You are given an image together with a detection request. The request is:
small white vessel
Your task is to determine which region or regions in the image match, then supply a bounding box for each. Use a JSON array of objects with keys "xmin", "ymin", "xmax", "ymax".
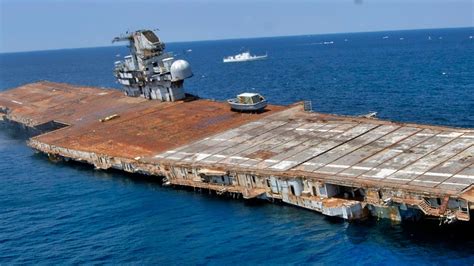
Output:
[
  {"xmin": 228, "ymin": 92, "xmax": 267, "ymax": 112},
  {"xmin": 223, "ymin": 51, "xmax": 267, "ymax": 63}
]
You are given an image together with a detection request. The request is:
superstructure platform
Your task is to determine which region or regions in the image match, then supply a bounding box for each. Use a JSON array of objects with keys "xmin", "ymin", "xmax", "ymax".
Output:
[{"xmin": 1, "ymin": 81, "xmax": 473, "ymax": 223}]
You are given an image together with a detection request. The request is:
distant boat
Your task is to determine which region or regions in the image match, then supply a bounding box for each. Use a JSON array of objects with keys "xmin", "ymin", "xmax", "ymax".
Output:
[
  {"xmin": 223, "ymin": 51, "xmax": 267, "ymax": 63},
  {"xmin": 382, "ymin": 36, "xmax": 389, "ymax": 39},
  {"xmin": 228, "ymin": 92, "xmax": 267, "ymax": 112}
]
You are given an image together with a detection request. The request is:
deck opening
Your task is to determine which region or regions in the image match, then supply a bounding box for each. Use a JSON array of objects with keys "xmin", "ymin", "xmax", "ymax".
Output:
[
  {"xmin": 328, "ymin": 184, "xmax": 366, "ymax": 202},
  {"xmin": 34, "ymin": 120, "xmax": 69, "ymax": 134},
  {"xmin": 290, "ymin": 185, "xmax": 296, "ymax": 196}
]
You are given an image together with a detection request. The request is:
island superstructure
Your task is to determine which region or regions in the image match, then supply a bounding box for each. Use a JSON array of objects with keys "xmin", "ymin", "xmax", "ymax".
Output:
[
  {"xmin": 113, "ymin": 29, "xmax": 192, "ymax": 101},
  {"xmin": 0, "ymin": 29, "xmax": 473, "ymax": 224}
]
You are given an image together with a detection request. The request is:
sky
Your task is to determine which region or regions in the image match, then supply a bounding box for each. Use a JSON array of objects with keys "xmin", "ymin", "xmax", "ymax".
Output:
[{"xmin": 0, "ymin": 0, "xmax": 473, "ymax": 53}]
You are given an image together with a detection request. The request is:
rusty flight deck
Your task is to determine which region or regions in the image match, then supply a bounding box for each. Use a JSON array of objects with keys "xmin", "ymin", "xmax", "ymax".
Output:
[{"xmin": 1, "ymin": 81, "xmax": 473, "ymax": 223}]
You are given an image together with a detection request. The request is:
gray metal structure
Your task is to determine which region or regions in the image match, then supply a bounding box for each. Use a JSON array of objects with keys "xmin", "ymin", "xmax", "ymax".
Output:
[{"xmin": 113, "ymin": 29, "xmax": 193, "ymax": 101}]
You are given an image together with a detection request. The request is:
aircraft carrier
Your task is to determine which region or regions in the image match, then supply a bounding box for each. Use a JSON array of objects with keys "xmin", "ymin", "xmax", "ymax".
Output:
[{"xmin": 1, "ymin": 30, "xmax": 473, "ymax": 224}]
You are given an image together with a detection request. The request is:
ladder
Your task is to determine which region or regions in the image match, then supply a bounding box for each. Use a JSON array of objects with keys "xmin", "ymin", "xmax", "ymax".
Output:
[{"xmin": 417, "ymin": 199, "xmax": 440, "ymax": 216}]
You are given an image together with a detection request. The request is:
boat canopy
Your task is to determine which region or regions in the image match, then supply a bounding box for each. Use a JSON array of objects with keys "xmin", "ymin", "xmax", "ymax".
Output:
[{"xmin": 237, "ymin": 93, "xmax": 263, "ymax": 104}]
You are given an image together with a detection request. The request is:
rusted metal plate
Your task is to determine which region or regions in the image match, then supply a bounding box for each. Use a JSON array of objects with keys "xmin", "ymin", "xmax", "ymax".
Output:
[
  {"xmin": 0, "ymin": 82, "xmax": 285, "ymax": 158},
  {"xmin": 459, "ymin": 185, "xmax": 474, "ymax": 201},
  {"xmin": 437, "ymin": 164, "xmax": 474, "ymax": 191},
  {"xmin": 339, "ymin": 129, "xmax": 437, "ymax": 178},
  {"xmin": 0, "ymin": 82, "xmax": 145, "ymax": 127},
  {"xmin": 276, "ymin": 123, "xmax": 379, "ymax": 171},
  {"xmin": 255, "ymin": 123, "xmax": 355, "ymax": 169},
  {"xmin": 2, "ymin": 81, "xmax": 473, "ymax": 197},
  {"xmin": 317, "ymin": 127, "xmax": 419, "ymax": 173},
  {"xmin": 154, "ymin": 102, "xmax": 473, "ymax": 195},
  {"xmin": 193, "ymin": 121, "xmax": 290, "ymax": 164},
  {"xmin": 303, "ymin": 125, "xmax": 400, "ymax": 173}
]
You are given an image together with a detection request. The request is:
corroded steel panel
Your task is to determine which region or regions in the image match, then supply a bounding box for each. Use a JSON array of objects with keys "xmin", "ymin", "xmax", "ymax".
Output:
[
  {"xmin": 152, "ymin": 100, "xmax": 473, "ymax": 195},
  {"xmin": 0, "ymin": 82, "xmax": 285, "ymax": 158},
  {"xmin": 1, "ymin": 81, "xmax": 473, "ymax": 198}
]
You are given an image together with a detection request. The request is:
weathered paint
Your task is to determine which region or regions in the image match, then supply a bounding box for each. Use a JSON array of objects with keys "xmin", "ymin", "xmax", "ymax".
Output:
[{"xmin": 1, "ymin": 82, "xmax": 473, "ymax": 223}]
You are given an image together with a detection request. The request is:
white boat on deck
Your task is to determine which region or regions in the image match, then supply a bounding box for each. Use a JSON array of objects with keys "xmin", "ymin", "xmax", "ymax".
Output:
[
  {"xmin": 228, "ymin": 92, "xmax": 267, "ymax": 112},
  {"xmin": 223, "ymin": 51, "xmax": 267, "ymax": 63}
]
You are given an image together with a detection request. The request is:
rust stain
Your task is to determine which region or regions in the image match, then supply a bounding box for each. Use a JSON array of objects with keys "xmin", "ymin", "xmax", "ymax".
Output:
[
  {"xmin": 247, "ymin": 150, "xmax": 277, "ymax": 160},
  {"xmin": 1, "ymin": 81, "xmax": 473, "ymax": 223},
  {"xmin": 0, "ymin": 82, "xmax": 285, "ymax": 158},
  {"xmin": 322, "ymin": 197, "xmax": 356, "ymax": 208}
]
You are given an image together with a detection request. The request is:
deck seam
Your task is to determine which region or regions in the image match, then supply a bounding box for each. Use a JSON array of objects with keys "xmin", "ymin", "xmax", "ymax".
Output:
[
  {"xmin": 285, "ymin": 124, "xmax": 382, "ymax": 171},
  {"xmin": 378, "ymin": 132, "xmax": 466, "ymax": 185},
  {"xmin": 260, "ymin": 123, "xmax": 361, "ymax": 170},
  {"xmin": 351, "ymin": 129, "xmax": 445, "ymax": 180},
  {"xmin": 321, "ymin": 127, "xmax": 423, "ymax": 176},
  {"xmin": 309, "ymin": 125, "xmax": 402, "ymax": 173}
]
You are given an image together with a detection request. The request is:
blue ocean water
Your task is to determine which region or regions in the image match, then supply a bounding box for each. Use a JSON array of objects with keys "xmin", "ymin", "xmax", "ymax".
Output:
[{"xmin": 0, "ymin": 28, "xmax": 473, "ymax": 264}]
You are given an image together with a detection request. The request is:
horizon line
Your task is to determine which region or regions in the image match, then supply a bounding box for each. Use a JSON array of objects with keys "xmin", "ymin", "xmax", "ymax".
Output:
[{"xmin": 1, "ymin": 26, "xmax": 472, "ymax": 55}]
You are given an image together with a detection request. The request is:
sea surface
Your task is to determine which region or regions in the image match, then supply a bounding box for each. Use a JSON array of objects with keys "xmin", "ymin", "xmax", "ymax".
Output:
[{"xmin": 0, "ymin": 28, "xmax": 473, "ymax": 264}]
